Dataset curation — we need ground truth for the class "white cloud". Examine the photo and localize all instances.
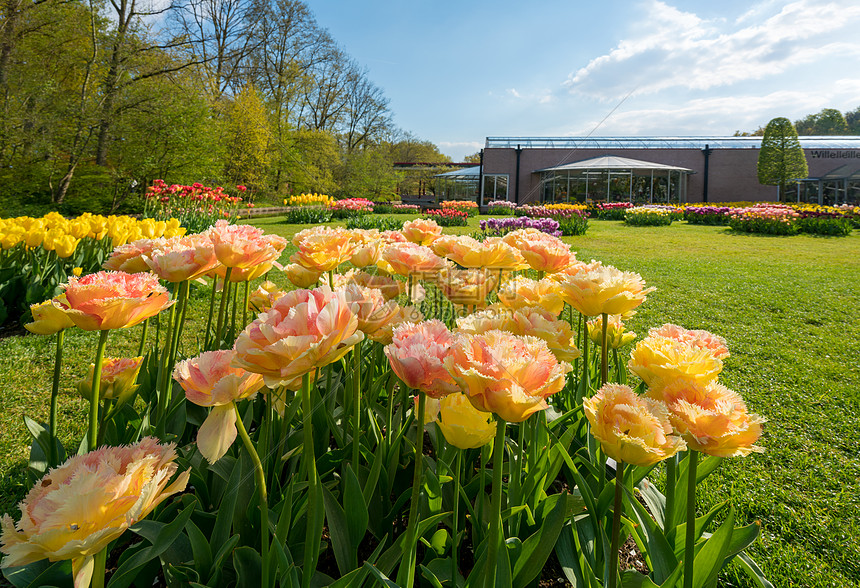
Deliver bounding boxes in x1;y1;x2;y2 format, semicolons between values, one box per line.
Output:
437;141;483;161
562;84;860;137
564;0;860;99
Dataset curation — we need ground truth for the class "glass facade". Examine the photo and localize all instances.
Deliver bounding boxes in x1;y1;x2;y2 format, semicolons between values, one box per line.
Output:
482;174;508;205
539;170;686;204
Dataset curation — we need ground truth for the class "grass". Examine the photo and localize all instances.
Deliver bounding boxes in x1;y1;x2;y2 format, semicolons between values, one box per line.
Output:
1;216;858;587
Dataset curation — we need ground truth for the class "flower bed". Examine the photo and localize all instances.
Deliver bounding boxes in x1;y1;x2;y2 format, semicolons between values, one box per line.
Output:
1;220;772;588
392;203;421;214
328;197;374;219
440;200;479;216
728;204;799;235
486;200;516;215
684;206;732;225
345;214;403;231
143;180;244;233
477;216;561;237
594;201;634;220
517;204;590;235
0;212;185;325
424;207;469;226
625;206;675;226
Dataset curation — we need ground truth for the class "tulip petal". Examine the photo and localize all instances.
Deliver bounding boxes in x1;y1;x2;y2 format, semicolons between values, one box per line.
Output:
72;555;94;588
197;404;237;463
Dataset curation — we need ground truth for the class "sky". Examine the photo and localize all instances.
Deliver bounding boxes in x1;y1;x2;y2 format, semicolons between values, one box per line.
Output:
310;0;860;161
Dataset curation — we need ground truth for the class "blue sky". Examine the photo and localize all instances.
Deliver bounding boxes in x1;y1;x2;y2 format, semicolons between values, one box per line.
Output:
311;0;860;161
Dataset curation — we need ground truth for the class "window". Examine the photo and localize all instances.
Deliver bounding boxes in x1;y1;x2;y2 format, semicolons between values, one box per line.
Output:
482;174;508;205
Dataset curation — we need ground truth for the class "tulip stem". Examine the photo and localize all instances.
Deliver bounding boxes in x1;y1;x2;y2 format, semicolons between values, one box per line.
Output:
214;267;233;347
485;417;506;588
683;451;699;588
155;295;177;434
204;277;218;346
234;401;270;588
579;322;589;402
49;329;65;468
302;372;322;588
600;312;609;386
451;448;463;584
402;391;425;588
664;455;677;533
230;276;239;336
88;330;110;451
352;339;362;470
91;547;107;588
137;318;149;357
243;280;249;328
608;460;624;588
169;280;190;375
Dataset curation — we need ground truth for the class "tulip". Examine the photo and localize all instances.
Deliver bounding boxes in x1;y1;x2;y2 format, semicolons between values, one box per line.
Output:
444;330;572;422
290;226;357;272
502;228;574;273
648;323;730;359
77;356;143;404
233;286;363;387
434;392;496;449
60;271;172;331
25;297;74;335
143;234;219;283
402;218;443;246
284;263;323;289
556;264;655;317
0;438;188;588
103;238;166;273
584;383;686;467
587;315;637;348
173;350;264;462
384;320;459;398
628;335;723;391
497;275;565;315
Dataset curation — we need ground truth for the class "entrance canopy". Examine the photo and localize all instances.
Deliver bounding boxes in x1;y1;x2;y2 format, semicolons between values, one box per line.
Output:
534;155;694;205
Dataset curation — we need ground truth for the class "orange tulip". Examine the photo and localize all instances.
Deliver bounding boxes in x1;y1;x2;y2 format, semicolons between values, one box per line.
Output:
584;383;686;467
497;275;565;315
290;226;357;272
628;335;722;391
556;264;655;317
382;242;447;277
232;286;363;387
103;238;166;273
384;320;459;398
143;234;219;283
61;271;173;330
648;323;730;359
173;350;265;462
0;438;188;588
502;228;574;273
207;220;287;269
444;330;572;422
25;296;75;335
402;218;443;246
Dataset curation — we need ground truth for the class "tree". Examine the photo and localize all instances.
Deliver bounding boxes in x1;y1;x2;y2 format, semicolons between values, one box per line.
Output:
463;152;482;163
757;117;808;202
794;108;848;135
223;83;271;188
845;106;860;134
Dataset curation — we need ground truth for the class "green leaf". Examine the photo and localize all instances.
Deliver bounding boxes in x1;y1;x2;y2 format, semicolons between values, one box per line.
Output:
211;455;242;548
555;523;590;587
343;464;369;550
362;561;400;587
620;569;661;588
419;564;445;588
513;492;567;588
2;559;73;588
692;507;735;588
626;487;678;584
322;479;354;575
735;552;775;588
107;502;195;588
232;546;262;588
185;521;213;580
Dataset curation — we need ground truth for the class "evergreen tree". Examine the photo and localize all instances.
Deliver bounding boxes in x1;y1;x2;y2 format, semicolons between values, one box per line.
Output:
757;117;808;202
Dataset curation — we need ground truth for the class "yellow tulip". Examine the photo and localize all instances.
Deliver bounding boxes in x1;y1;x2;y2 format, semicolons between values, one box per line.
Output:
434;392;496;449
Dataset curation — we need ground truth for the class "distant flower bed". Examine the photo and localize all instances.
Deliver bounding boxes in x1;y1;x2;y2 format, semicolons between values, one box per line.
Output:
284;192;333;207
477;216;561;238
440;200;479;216
284;206;332;224
328;198;374;219
684;206;732;225
143;180;244;232
346;215;403;231
594;202;634;220
425;207;469;226
625;207;675;226
486;201;517;215
518;204;589;235
392;203;421;214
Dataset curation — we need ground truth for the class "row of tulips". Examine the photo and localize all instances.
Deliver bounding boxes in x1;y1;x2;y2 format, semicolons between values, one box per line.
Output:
1;216;770;588
0;213;186;326
143;180;246;233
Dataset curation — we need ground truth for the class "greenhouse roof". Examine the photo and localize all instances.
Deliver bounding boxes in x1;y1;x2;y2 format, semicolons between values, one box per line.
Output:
484;136;860;150
534;155;694;173
434;166;481;179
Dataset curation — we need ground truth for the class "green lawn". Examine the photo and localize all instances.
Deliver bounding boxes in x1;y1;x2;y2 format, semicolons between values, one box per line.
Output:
1;217;858;587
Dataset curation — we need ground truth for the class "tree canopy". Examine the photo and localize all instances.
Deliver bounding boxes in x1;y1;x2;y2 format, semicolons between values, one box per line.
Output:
0;0;449;214
757;117;809;202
